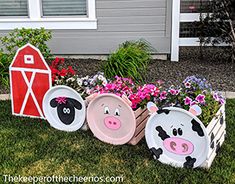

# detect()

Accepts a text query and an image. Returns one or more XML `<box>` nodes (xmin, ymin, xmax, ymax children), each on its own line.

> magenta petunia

<box><xmin>184</xmin><ymin>82</ymin><xmax>191</xmax><ymax>88</ymax></box>
<box><xmin>195</xmin><ymin>94</ymin><xmax>205</xmax><ymax>104</ymax></box>
<box><xmin>184</xmin><ymin>97</ymin><xmax>192</xmax><ymax>105</ymax></box>
<box><xmin>160</xmin><ymin>91</ymin><xmax>167</xmax><ymax>100</ymax></box>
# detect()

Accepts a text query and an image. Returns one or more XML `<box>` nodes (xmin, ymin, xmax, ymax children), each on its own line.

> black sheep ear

<box><xmin>68</xmin><ymin>98</ymin><xmax>82</xmax><ymax>110</ymax></box>
<box><xmin>50</xmin><ymin>98</ymin><xmax>58</xmax><ymax>108</ymax></box>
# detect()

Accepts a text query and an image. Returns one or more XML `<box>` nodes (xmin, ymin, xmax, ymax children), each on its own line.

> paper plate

<box><xmin>87</xmin><ymin>93</ymin><xmax>136</xmax><ymax>145</ymax></box>
<box><xmin>43</xmin><ymin>85</ymin><xmax>86</xmax><ymax>132</ymax></box>
<box><xmin>145</xmin><ymin>107</ymin><xmax>209</xmax><ymax>168</ymax></box>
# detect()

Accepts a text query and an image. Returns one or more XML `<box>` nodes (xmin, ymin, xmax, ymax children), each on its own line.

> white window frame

<box><xmin>0</xmin><ymin>0</ymin><xmax>97</xmax><ymax>30</ymax></box>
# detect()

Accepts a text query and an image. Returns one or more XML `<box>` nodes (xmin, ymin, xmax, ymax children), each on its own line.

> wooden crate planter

<box><xmin>128</xmin><ymin>107</ymin><xmax>149</xmax><ymax>145</ymax></box>
<box><xmin>86</xmin><ymin>93</ymin><xmax>149</xmax><ymax>145</ymax></box>
<box><xmin>145</xmin><ymin>104</ymin><xmax>226</xmax><ymax>169</ymax></box>
<box><xmin>201</xmin><ymin>104</ymin><xmax>226</xmax><ymax>169</ymax></box>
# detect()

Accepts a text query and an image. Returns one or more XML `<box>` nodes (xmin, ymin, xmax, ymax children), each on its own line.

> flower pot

<box><xmin>86</xmin><ymin>93</ymin><xmax>149</xmax><ymax>145</ymax></box>
<box><xmin>145</xmin><ymin>104</ymin><xmax>226</xmax><ymax>169</ymax></box>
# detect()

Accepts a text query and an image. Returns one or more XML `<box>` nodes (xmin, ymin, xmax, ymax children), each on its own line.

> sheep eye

<box><xmin>63</xmin><ymin>108</ymin><xmax>67</xmax><ymax>113</ymax></box>
<box><xmin>115</xmin><ymin>108</ymin><xmax>120</xmax><ymax>116</ymax></box>
<box><xmin>67</xmin><ymin>108</ymin><xmax>70</xmax><ymax>114</ymax></box>
<box><xmin>104</xmin><ymin>106</ymin><xmax>110</xmax><ymax>114</ymax></box>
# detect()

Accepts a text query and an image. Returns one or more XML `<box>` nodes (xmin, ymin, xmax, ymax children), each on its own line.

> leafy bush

<box><xmin>0</xmin><ymin>51</ymin><xmax>10</xmax><ymax>87</ymax></box>
<box><xmin>0</xmin><ymin>28</ymin><xmax>52</xmax><ymax>88</ymax></box>
<box><xmin>103</xmin><ymin>39</ymin><xmax>154</xmax><ymax>82</ymax></box>
<box><xmin>1</xmin><ymin>28</ymin><xmax>52</xmax><ymax>61</ymax></box>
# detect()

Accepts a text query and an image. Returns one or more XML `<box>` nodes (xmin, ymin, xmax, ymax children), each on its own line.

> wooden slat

<box><xmin>207</xmin><ymin>123</ymin><xmax>226</xmax><ymax>159</ymax></box>
<box><xmin>136</xmin><ymin>109</ymin><xmax>149</xmax><ymax>126</ymax></box>
<box><xmin>135</xmin><ymin>115</ymin><xmax>149</xmax><ymax>135</ymax></box>
<box><xmin>129</xmin><ymin>128</ymin><xmax>145</xmax><ymax>145</ymax></box>
<box><xmin>201</xmin><ymin>131</ymin><xmax>226</xmax><ymax>169</ymax></box>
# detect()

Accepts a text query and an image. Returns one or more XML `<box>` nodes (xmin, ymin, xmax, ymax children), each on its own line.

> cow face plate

<box><xmin>43</xmin><ymin>85</ymin><xmax>86</xmax><ymax>132</ymax></box>
<box><xmin>145</xmin><ymin>107</ymin><xmax>209</xmax><ymax>168</ymax></box>
<box><xmin>87</xmin><ymin>93</ymin><xmax>136</xmax><ymax>145</ymax></box>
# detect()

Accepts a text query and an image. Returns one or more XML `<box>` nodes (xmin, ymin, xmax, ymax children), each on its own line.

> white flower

<box><xmin>77</xmin><ymin>78</ymin><xmax>83</xmax><ymax>86</ymax></box>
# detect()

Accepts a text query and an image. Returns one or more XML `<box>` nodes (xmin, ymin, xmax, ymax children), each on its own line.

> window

<box><xmin>0</xmin><ymin>0</ymin><xmax>28</xmax><ymax>16</ymax></box>
<box><xmin>42</xmin><ymin>0</ymin><xmax>87</xmax><ymax>16</ymax></box>
<box><xmin>0</xmin><ymin>0</ymin><xmax>97</xmax><ymax>30</ymax></box>
<box><xmin>180</xmin><ymin>0</ymin><xmax>212</xmax><ymax>13</ymax></box>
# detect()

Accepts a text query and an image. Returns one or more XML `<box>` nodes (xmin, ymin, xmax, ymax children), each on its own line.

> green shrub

<box><xmin>103</xmin><ymin>39</ymin><xmax>154</xmax><ymax>82</ymax></box>
<box><xmin>0</xmin><ymin>27</ymin><xmax>52</xmax><ymax>61</ymax></box>
<box><xmin>0</xmin><ymin>28</ymin><xmax>52</xmax><ymax>88</ymax></box>
<box><xmin>0</xmin><ymin>51</ymin><xmax>10</xmax><ymax>87</ymax></box>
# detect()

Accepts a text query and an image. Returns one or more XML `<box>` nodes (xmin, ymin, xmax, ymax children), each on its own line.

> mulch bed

<box><xmin>1</xmin><ymin>47</ymin><xmax>234</xmax><ymax>94</ymax></box>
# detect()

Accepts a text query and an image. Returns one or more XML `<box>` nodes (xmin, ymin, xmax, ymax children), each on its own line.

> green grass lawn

<box><xmin>0</xmin><ymin>100</ymin><xmax>235</xmax><ymax>184</ymax></box>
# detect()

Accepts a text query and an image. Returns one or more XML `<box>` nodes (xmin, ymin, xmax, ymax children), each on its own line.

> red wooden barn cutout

<box><xmin>9</xmin><ymin>43</ymin><xmax>52</xmax><ymax>118</ymax></box>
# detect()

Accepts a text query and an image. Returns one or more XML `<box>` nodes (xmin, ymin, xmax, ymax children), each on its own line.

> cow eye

<box><xmin>67</xmin><ymin>108</ymin><xmax>70</xmax><ymax>114</ymax></box>
<box><xmin>104</xmin><ymin>106</ymin><xmax>110</xmax><ymax>114</ymax></box>
<box><xmin>172</xmin><ymin>128</ymin><xmax>177</xmax><ymax>136</ymax></box>
<box><xmin>63</xmin><ymin>108</ymin><xmax>67</xmax><ymax>113</ymax></box>
<box><xmin>178</xmin><ymin>128</ymin><xmax>183</xmax><ymax>136</ymax></box>
<box><xmin>115</xmin><ymin>108</ymin><xmax>120</xmax><ymax>116</ymax></box>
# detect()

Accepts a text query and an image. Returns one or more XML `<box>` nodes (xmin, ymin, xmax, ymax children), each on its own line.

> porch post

<box><xmin>171</xmin><ymin>0</ymin><xmax>181</xmax><ymax>62</ymax></box>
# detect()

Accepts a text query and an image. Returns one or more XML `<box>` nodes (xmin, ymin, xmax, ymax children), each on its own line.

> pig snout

<box><xmin>163</xmin><ymin>137</ymin><xmax>194</xmax><ymax>155</ymax></box>
<box><xmin>104</xmin><ymin>116</ymin><xmax>121</xmax><ymax>130</ymax></box>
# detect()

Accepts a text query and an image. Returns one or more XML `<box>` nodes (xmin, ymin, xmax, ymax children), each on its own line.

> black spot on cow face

<box><xmin>155</xmin><ymin>126</ymin><xmax>170</xmax><ymax>141</ymax></box>
<box><xmin>150</xmin><ymin>147</ymin><xmax>163</xmax><ymax>160</ymax></box>
<box><xmin>183</xmin><ymin>156</ymin><xmax>196</xmax><ymax>168</ymax></box>
<box><xmin>50</xmin><ymin>97</ymin><xmax>82</xmax><ymax>125</ymax></box>
<box><xmin>191</xmin><ymin>119</ymin><xmax>204</xmax><ymax>137</ymax></box>
<box><xmin>157</xmin><ymin>109</ymin><xmax>170</xmax><ymax>115</ymax></box>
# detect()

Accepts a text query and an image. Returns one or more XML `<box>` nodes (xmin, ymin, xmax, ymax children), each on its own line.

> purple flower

<box><xmin>184</xmin><ymin>97</ymin><xmax>192</xmax><ymax>105</ymax></box>
<box><xmin>196</xmin><ymin>94</ymin><xmax>205</xmax><ymax>104</ymax></box>
<box><xmin>213</xmin><ymin>93</ymin><xmax>219</xmax><ymax>101</ymax></box>
<box><xmin>219</xmin><ymin>98</ymin><xmax>225</xmax><ymax>105</ymax></box>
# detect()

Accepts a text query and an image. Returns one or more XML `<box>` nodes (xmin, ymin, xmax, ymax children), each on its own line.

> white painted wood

<box><xmin>207</xmin><ymin>123</ymin><xmax>226</xmax><ymax>159</ymax></box>
<box><xmin>179</xmin><ymin>38</ymin><xmax>230</xmax><ymax>47</ymax></box>
<box><xmin>0</xmin><ymin>0</ymin><xmax>97</xmax><ymax>30</ymax></box>
<box><xmin>170</xmin><ymin>0</ymin><xmax>180</xmax><ymax>61</ymax></box>
<box><xmin>28</xmin><ymin>0</ymin><xmax>41</xmax><ymax>20</ymax></box>
<box><xmin>201</xmin><ymin>131</ymin><xmax>226</xmax><ymax>169</ymax></box>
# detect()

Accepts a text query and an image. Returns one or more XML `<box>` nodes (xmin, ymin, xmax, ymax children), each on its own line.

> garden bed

<box><xmin>1</xmin><ymin>47</ymin><xmax>235</xmax><ymax>94</ymax></box>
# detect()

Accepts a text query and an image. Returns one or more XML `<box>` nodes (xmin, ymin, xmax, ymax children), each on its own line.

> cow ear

<box><xmin>121</xmin><ymin>94</ymin><xmax>132</xmax><ymax>107</ymax></box>
<box><xmin>86</xmin><ymin>93</ymin><xmax>99</xmax><ymax>103</ymax></box>
<box><xmin>189</xmin><ymin>105</ymin><xmax>202</xmax><ymax>116</ymax></box>
<box><xmin>68</xmin><ymin>98</ymin><xmax>82</xmax><ymax>110</ymax></box>
<box><xmin>147</xmin><ymin>102</ymin><xmax>158</xmax><ymax>114</ymax></box>
<box><xmin>50</xmin><ymin>98</ymin><xmax>58</xmax><ymax>108</ymax></box>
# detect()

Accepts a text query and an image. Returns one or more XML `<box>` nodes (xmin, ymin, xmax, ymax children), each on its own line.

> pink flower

<box><xmin>190</xmin><ymin>101</ymin><xmax>198</xmax><ymax>106</ymax></box>
<box><xmin>196</xmin><ymin>94</ymin><xmax>205</xmax><ymax>104</ymax></box>
<box><xmin>160</xmin><ymin>91</ymin><xmax>167</xmax><ymax>100</ymax></box>
<box><xmin>184</xmin><ymin>97</ymin><xmax>192</xmax><ymax>105</ymax></box>
<box><xmin>169</xmin><ymin>89</ymin><xmax>179</xmax><ymax>95</ymax></box>
<box><xmin>184</xmin><ymin>82</ymin><xmax>191</xmax><ymax>88</ymax></box>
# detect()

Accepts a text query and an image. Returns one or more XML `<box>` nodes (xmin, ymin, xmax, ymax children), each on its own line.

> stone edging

<box><xmin>1</xmin><ymin>92</ymin><xmax>235</xmax><ymax>101</ymax></box>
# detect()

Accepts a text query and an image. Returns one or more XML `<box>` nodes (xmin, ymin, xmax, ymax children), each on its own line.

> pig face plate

<box><xmin>145</xmin><ymin>107</ymin><xmax>209</xmax><ymax>168</ymax></box>
<box><xmin>43</xmin><ymin>85</ymin><xmax>86</xmax><ymax>132</ymax></box>
<box><xmin>87</xmin><ymin>94</ymin><xmax>136</xmax><ymax>145</ymax></box>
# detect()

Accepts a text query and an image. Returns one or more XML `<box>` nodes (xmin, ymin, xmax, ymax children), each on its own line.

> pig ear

<box><xmin>121</xmin><ymin>94</ymin><xmax>132</xmax><ymax>107</ymax></box>
<box><xmin>147</xmin><ymin>102</ymin><xmax>158</xmax><ymax>114</ymax></box>
<box><xmin>189</xmin><ymin>105</ymin><xmax>202</xmax><ymax>116</ymax></box>
<box><xmin>86</xmin><ymin>93</ymin><xmax>99</xmax><ymax>103</ymax></box>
